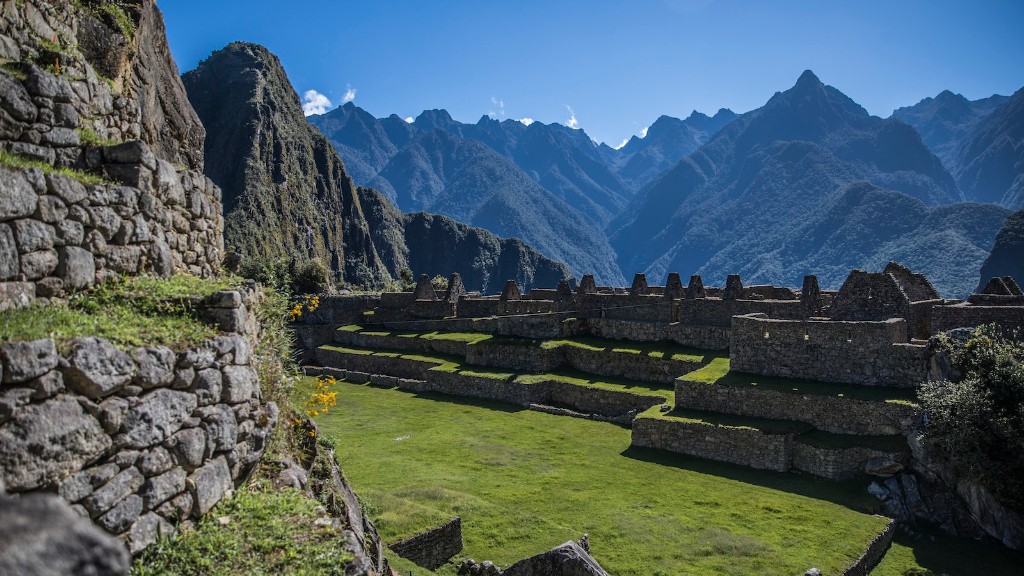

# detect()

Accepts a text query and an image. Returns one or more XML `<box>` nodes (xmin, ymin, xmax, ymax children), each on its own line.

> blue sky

<box><xmin>162</xmin><ymin>0</ymin><xmax>1024</xmax><ymax>147</ymax></box>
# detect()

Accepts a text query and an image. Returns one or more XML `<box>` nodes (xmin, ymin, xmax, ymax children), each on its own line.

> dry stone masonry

<box><xmin>0</xmin><ymin>0</ymin><xmax>223</xmax><ymax>308</ymax></box>
<box><xmin>0</xmin><ymin>289</ymin><xmax>277</xmax><ymax>555</ymax></box>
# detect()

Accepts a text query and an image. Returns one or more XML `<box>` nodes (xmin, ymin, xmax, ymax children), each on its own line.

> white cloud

<box><xmin>613</xmin><ymin>138</ymin><xmax>629</xmax><ymax>150</ymax></box>
<box><xmin>640</xmin><ymin>126</ymin><xmax>649</xmax><ymax>138</ymax></box>
<box><xmin>489</xmin><ymin>96</ymin><xmax>506</xmax><ymax>118</ymax></box>
<box><xmin>404</xmin><ymin>116</ymin><xmax>415</xmax><ymax>124</ymax></box>
<box><xmin>518</xmin><ymin>117</ymin><xmax>534</xmax><ymax>126</ymax></box>
<box><xmin>342</xmin><ymin>84</ymin><xmax>357</xmax><ymax>103</ymax></box>
<box><xmin>301</xmin><ymin>89</ymin><xmax>332</xmax><ymax>116</ymax></box>
<box><xmin>565</xmin><ymin>105</ymin><xmax>579</xmax><ymax>129</ymax></box>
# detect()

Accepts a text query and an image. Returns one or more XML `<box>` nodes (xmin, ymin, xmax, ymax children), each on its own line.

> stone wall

<box><xmin>675</xmin><ymin>379</ymin><xmax>920</xmax><ymax>435</ymax></box>
<box><xmin>388</xmin><ymin>517</ymin><xmax>463</xmax><ymax>571</ymax></box>
<box><xmin>0</xmin><ymin>154</ymin><xmax>222</xmax><ymax>305</ymax></box>
<box><xmin>792</xmin><ymin>443</ymin><xmax>907</xmax><ymax>481</ymax></box>
<box><xmin>630</xmin><ymin>416</ymin><xmax>794</xmax><ymax>472</ymax></box>
<box><xmin>574</xmin><ymin>318</ymin><xmax>730</xmax><ymax>350</ymax></box>
<box><xmin>931</xmin><ymin>302</ymin><xmax>1024</xmax><ymax>334</ymax></box>
<box><xmin>841</xmin><ymin>519</ymin><xmax>896</xmax><ymax>576</ymax></box>
<box><xmin>0</xmin><ymin>0</ymin><xmax>224</xmax><ymax>306</ymax></box>
<box><xmin>730</xmin><ymin>314</ymin><xmax>930</xmax><ymax>387</ymax></box>
<box><xmin>0</xmin><ymin>288</ymin><xmax>277</xmax><ymax>554</ymax></box>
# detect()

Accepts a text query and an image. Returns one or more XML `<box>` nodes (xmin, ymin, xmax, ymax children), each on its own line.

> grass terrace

<box><xmin>306</xmin><ymin>377</ymin><xmax>1024</xmax><ymax>576</ymax></box>
<box><xmin>0</xmin><ymin>274</ymin><xmax>241</xmax><ymax>351</ymax></box>
<box><xmin>683</xmin><ymin>357</ymin><xmax>920</xmax><ymax>406</ymax></box>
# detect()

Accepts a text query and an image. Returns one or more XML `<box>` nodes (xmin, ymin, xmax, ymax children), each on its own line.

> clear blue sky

<box><xmin>162</xmin><ymin>0</ymin><xmax>1024</xmax><ymax>147</ymax></box>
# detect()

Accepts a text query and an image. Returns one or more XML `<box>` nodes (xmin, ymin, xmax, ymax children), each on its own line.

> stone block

<box><xmin>141</xmin><ymin>467</ymin><xmax>186</xmax><ymax>510</ymax></box>
<box><xmin>63</xmin><ymin>337</ymin><xmax>136</xmax><ymax>398</ymax></box>
<box><xmin>82</xmin><ymin>467</ymin><xmax>144</xmax><ymax>518</ymax></box>
<box><xmin>137</xmin><ymin>447</ymin><xmax>175</xmax><ymax>477</ymax></box>
<box><xmin>221</xmin><ymin>365</ymin><xmax>258</xmax><ymax>404</ymax></box>
<box><xmin>96</xmin><ymin>494</ymin><xmax>143</xmax><ymax>534</ymax></box>
<box><xmin>133</xmin><ymin>346</ymin><xmax>175</xmax><ymax>389</ymax></box>
<box><xmin>0</xmin><ymin>223</ymin><xmax>18</xmax><ymax>279</ymax></box>
<box><xmin>0</xmin><ymin>281</ymin><xmax>34</xmax><ymax>311</ymax></box>
<box><xmin>127</xmin><ymin>512</ymin><xmax>174</xmax><ymax>555</ymax></box>
<box><xmin>187</xmin><ymin>456</ymin><xmax>232</xmax><ymax>517</ymax></box>
<box><xmin>102</xmin><ymin>141</ymin><xmax>157</xmax><ymax>170</ymax></box>
<box><xmin>192</xmin><ymin>368</ymin><xmax>222</xmax><ymax>406</ymax></box>
<box><xmin>44</xmin><ymin>172</ymin><xmax>88</xmax><ymax>204</ymax></box>
<box><xmin>0</xmin><ymin>339</ymin><xmax>58</xmax><ymax>384</ymax></box>
<box><xmin>57</xmin><ymin>245</ymin><xmax>95</xmax><ymax>289</ymax></box>
<box><xmin>121</xmin><ymin>388</ymin><xmax>197</xmax><ymax>449</ymax></box>
<box><xmin>165</xmin><ymin>427</ymin><xmax>206</xmax><ymax>470</ymax></box>
<box><xmin>19</xmin><ymin>248</ymin><xmax>57</xmax><ymax>279</ymax></box>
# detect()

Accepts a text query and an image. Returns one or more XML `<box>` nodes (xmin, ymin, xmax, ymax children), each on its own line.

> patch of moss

<box><xmin>78</xmin><ymin>126</ymin><xmax>118</xmax><ymax>147</ymax></box>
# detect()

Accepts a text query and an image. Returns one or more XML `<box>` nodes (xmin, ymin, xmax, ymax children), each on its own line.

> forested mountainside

<box><xmin>951</xmin><ymin>87</ymin><xmax>1024</xmax><ymax>208</ymax></box>
<box><xmin>977</xmin><ymin>208</ymin><xmax>1024</xmax><ymax>292</ymax></box>
<box><xmin>184</xmin><ymin>42</ymin><xmax>569</xmax><ymax>292</ymax></box>
<box><xmin>607</xmin><ymin>70</ymin><xmax>1004</xmax><ymax>296</ymax></box>
<box><xmin>892</xmin><ymin>90</ymin><xmax>1008</xmax><ymax>171</ymax></box>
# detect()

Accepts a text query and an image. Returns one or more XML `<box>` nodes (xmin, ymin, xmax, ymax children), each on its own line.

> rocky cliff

<box><xmin>182</xmin><ymin>42</ymin><xmax>390</xmax><ymax>288</ymax></box>
<box><xmin>0</xmin><ymin>0</ymin><xmax>224</xmax><ymax>304</ymax></box>
<box><xmin>185</xmin><ymin>42</ymin><xmax>571</xmax><ymax>293</ymax></box>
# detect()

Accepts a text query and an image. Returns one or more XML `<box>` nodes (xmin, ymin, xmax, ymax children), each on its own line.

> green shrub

<box><xmin>291</xmin><ymin>258</ymin><xmax>332</xmax><ymax>295</ymax></box>
<box><xmin>430</xmin><ymin>274</ymin><xmax>448</xmax><ymax>291</ymax></box>
<box><xmin>919</xmin><ymin>325</ymin><xmax>1024</xmax><ymax>511</ymax></box>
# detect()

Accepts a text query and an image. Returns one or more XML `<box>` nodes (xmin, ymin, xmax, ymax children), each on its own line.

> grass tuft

<box><xmin>0</xmin><ymin>274</ymin><xmax>240</xmax><ymax>351</ymax></box>
<box><xmin>0</xmin><ymin>150</ymin><xmax>110</xmax><ymax>185</ymax></box>
<box><xmin>130</xmin><ymin>481</ymin><xmax>353</xmax><ymax>575</ymax></box>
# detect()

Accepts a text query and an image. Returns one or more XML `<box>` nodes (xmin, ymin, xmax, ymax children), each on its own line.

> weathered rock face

<box><xmin>0</xmin><ymin>288</ymin><xmax>278</xmax><ymax>556</ymax></box>
<box><xmin>182</xmin><ymin>42</ymin><xmax>390</xmax><ymax>288</ymax></box>
<box><xmin>977</xmin><ymin>209</ymin><xmax>1024</xmax><ymax>293</ymax></box>
<box><xmin>183</xmin><ymin>41</ymin><xmax>571</xmax><ymax>293</ymax></box>
<box><xmin>502</xmin><ymin>541</ymin><xmax>611</xmax><ymax>576</ymax></box>
<box><xmin>0</xmin><ymin>0</ymin><xmax>203</xmax><ymax>169</ymax></box>
<box><xmin>0</xmin><ymin>1</ymin><xmax>223</xmax><ymax>305</ymax></box>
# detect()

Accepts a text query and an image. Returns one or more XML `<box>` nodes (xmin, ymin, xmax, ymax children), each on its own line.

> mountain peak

<box><xmin>797</xmin><ymin>69</ymin><xmax>821</xmax><ymax>86</ymax></box>
<box><xmin>414</xmin><ymin>108</ymin><xmax>456</xmax><ymax>129</ymax></box>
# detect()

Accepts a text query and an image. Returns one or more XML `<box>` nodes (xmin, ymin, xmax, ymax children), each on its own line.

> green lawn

<box><xmin>316</xmin><ymin>378</ymin><xmax>898</xmax><ymax>575</ymax></box>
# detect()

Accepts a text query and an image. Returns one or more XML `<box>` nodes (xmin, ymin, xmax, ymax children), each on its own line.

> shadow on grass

<box><xmin>620</xmin><ymin>445</ymin><xmax>881</xmax><ymax>513</ymax></box>
<box><xmin>887</xmin><ymin>524</ymin><xmax>1024</xmax><ymax>576</ymax></box>
<box><xmin>408</xmin><ymin>389</ymin><xmax>527</xmax><ymax>414</ymax></box>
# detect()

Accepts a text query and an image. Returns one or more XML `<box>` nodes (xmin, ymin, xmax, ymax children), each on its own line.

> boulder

<box><xmin>56</xmin><ymin>246</ymin><xmax>95</xmax><ymax>290</ymax></box>
<box><xmin>0</xmin><ymin>493</ymin><xmax>129</xmax><ymax>575</ymax></box>
<box><xmin>0</xmin><ymin>168</ymin><xmax>38</xmax><ymax>222</ymax></box>
<box><xmin>0</xmin><ymin>396</ymin><xmax>111</xmax><ymax>492</ymax></box>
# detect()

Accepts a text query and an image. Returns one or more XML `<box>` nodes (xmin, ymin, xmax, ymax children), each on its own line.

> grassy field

<box><xmin>313</xmin><ymin>379</ymin><xmax>1024</xmax><ymax>575</ymax></box>
<box><xmin>315</xmin><ymin>378</ymin><xmax>898</xmax><ymax>575</ymax></box>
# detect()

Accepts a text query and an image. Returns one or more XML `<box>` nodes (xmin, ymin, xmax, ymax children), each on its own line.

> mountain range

<box><xmin>182</xmin><ymin>42</ymin><xmax>570</xmax><ymax>292</ymax></box>
<box><xmin>309</xmin><ymin>67</ymin><xmax>1021</xmax><ymax>297</ymax></box>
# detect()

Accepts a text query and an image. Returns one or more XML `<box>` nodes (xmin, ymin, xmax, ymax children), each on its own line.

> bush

<box><xmin>919</xmin><ymin>325</ymin><xmax>1024</xmax><ymax>511</ymax></box>
<box><xmin>237</xmin><ymin>256</ymin><xmax>333</xmax><ymax>295</ymax></box>
<box><xmin>430</xmin><ymin>274</ymin><xmax>448</xmax><ymax>291</ymax></box>
<box><xmin>291</xmin><ymin>258</ymin><xmax>332</xmax><ymax>295</ymax></box>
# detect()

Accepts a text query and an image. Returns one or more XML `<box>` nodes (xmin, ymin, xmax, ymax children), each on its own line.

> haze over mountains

<box><xmin>308</xmin><ymin>67</ymin><xmax>1020</xmax><ymax>297</ymax></box>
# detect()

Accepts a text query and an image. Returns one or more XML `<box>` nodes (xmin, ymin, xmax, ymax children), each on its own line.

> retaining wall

<box><xmin>0</xmin><ymin>288</ymin><xmax>277</xmax><ymax>554</ymax></box>
<box><xmin>630</xmin><ymin>416</ymin><xmax>794</xmax><ymax>472</ymax></box>
<box><xmin>674</xmin><ymin>379</ymin><xmax>920</xmax><ymax>435</ymax></box>
<box><xmin>931</xmin><ymin>303</ymin><xmax>1024</xmax><ymax>334</ymax></box>
<box><xmin>730</xmin><ymin>314</ymin><xmax>929</xmax><ymax>387</ymax></box>
<box><xmin>792</xmin><ymin>443</ymin><xmax>906</xmax><ymax>481</ymax></box>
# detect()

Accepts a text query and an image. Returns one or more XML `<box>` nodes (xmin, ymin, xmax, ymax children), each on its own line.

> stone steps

<box><xmin>630</xmin><ymin>408</ymin><xmax>908</xmax><ymax>479</ymax></box>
